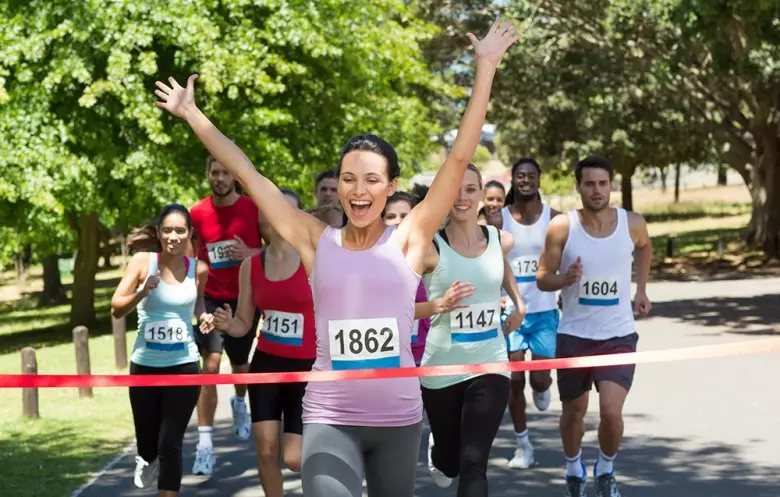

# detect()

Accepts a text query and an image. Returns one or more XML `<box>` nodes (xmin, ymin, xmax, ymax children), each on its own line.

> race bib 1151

<box><xmin>207</xmin><ymin>240</ymin><xmax>239</xmax><ymax>269</ymax></box>
<box><xmin>328</xmin><ymin>318</ymin><xmax>400</xmax><ymax>370</ymax></box>
<box><xmin>143</xmin><ymin>318</ymin><xmax>189</xmax><ymax>351</ymax></box>
<box><xmin>578</xmin><ymin>277</ymin><xmax>619</xmax><ymax>306</ymax></box>
<box><xmin>450</xmin><ymin>302</ymin><xmax>499</xmax><ymax>343</ymax></box>
<box><xmin>262</xmin><ymin>310</ymin><xmax>304</xmax><ymax>346</ymax></box>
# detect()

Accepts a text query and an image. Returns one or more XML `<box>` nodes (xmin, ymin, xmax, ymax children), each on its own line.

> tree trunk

<box><xmin>38</xmin><ymin>253</ymin><xmax>67</xmax><ymax>307</ymax></box>
<box><xmin>69</xmin><ymin>212</ymin><xmax>100</xmax><ymax>327</ymax></box>
<box><xmin>620</xmin><ymin>170</ymin><xmax>633</xmax><ymax>212</ymax></box>
<box><xmin>658</xmin><ymin>166</ymin><xmax>668</xmax><ymax>192</ymax></box>
<box><xmin>717</xmin><ymin>164</ymin><xmax>728</xmax><ymax>186</ymax></box>
<box><xmin>743</xmin><ymin>135</ymin><xmax>780</xmax><ymax>258</ymax></box>
<box><xmin>100</xmin><ymin>225</ymin><xmax>115</xmax><ymax>269</ymax></box>
<box><xmin>674</xmin><ymin>163</ymin><xmax>682</xmax><ymax>203</ymax></box>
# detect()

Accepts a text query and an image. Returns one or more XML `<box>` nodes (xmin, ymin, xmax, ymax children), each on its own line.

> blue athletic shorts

<box><xmin>502</xmin><ymin>309</ymin><xmax>559</xmax><ymax>357</ymax></box>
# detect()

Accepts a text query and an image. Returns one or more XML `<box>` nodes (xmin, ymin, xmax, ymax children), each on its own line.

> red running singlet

<box><xmin>251</xmin><ymin>251</ymin><xmax>316</xmax><ymax>360</ymax></box>
<box><xmin>190</xmin><ymin>195</ymin><xmax>262</xmax><ymax>301</ymax></box>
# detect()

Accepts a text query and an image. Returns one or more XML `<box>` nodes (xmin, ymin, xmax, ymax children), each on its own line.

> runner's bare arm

<box><xmin>220</xmin><ymin>258</ymin><xmax>255</xmax><ymax>338</ymax></box>
<box><xmin>536</xmin><ymin>215</ymin><xmax>571</xmax><ymax>292</ymax></box>
<box><xmin>111</xmin><ymin>252</ymin><xmax>148</xmax><ymax>319</ymax></box>
<box><xmin>194</xmin><ymin>260</ymin><xmax>209</xmax><ymax>318</ymax></box>
<box><xmin>396</xmin><ymin>20</ymin><xmax>521</xmax><ymax>267</ymax></box>
<box><xmin>629</xmin><ymin>212</ymin><xmax>652</xmax><ymax>295</ymax></box>
<box><xmin>154</xmin><ymin>75</ymin><xmax>324</xmax><ymax>271</ymax></box>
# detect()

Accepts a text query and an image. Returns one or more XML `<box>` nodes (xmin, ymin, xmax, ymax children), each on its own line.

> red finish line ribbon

<box><xmin>2</xmin><ymin>338</ymin><xmax>779</xmax><ymax>389</ymax></box>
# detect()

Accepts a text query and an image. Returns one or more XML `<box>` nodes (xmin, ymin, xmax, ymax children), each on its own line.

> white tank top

<box><xmin>557</xmin><ymin>208</ymin><xmax>635</xmax><ymax>340</ymax></box>
<box><xmin>501</xmin><ymin>204</ymin><xmax>558</xmax><ymax>314</ymax></box>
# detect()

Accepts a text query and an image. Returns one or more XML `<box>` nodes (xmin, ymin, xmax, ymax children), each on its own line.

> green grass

<box><xmin>641</xmin><ymin>201</ymin><xmax>751</xmax><ymax>224</ymax></box>
<box><xmin>0</xmin><ymin>333</ymin><xmax>136</xmax><ymax>497</ymax></box>
<box><xmin>651</xmin><ymin>226</ymin><xmax>743</xmax><ymax>260</ymax></box>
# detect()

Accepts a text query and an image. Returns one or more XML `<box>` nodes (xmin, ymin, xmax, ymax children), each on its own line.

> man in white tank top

<box><xmin>536</xmin><ymin>156</ymin><xmax>652</xmax><ymax>497</ymax></box>
<box><xmin>489</xmin><ymin>157</ymin><xmax>561</xmax><ymax>470</ymax></box>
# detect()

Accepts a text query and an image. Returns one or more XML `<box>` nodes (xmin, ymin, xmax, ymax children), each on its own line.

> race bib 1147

<box><xmin>512</xmin><ymin>255</ymin><xmax>539</xmax><ymax>283</ymax></box>
<box><xmin>143</xmin><ymin>318</ymin><xmax>189</xmax><ymax>351</ymax></box>
<box><xmin>261</xmin><ymin>310</ymin><xmax>304</xmax><ymax>347</ymax></box>
<box><xmin>450</xmin><ymin>302</ymin><xmax>499</xmax><ymax>343</ymax></box>
<box><xmin>328</xmin><ymin>318</ymin><xmax>401</xmax><ymax>370</ymax></box>
<box><xmin>207</xmin><ymin>240</ymin><xmax>239</xmax><ymax>269</ymax></box>
<box><xmin>578</xmin><ymin>277</ymin><xmax>619</xmax><ymax>306</ymax></box>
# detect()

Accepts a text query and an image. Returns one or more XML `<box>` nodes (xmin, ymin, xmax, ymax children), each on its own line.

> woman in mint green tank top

<box><xmin>418</xmin><ymin>164</ymin><xmax>527</xmax><ymax>496</ymax></box>
<box><xmin>111</xmin><ymin>204</ymin><xmax>210</xmax><ymax>495</ymax></box>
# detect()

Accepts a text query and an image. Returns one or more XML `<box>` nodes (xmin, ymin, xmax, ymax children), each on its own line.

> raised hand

<box><xmin>199</xmin><ymin>313</ymin><xmax>215</xmax><ymax>334</ymax></box>
<box><xmin>142</xmin><ymin>271</ymin><xmax>161</xmax><ymax>297</ymax></box>
<box><xmin>434</xmin><ymin>280</ymin><xmax>476</xmax><ymax>314</ymax></box>
<box><xmin>633</xmin><ymin>291</ymin><xmax>652</xmax><ymax>317</ymax></box>
<box><xmin>465</xmin><ymin>17</ymin><xmax>523</xmax><ymax>67</ymax></box>
<box><xmin>154</xmin><ymin>74</ymin><xmax>199</xmax><ymax>120</ymax></box>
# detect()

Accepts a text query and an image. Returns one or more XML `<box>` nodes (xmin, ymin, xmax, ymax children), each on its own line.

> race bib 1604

<box><xmin>328</xmin><ymin>318</ymin><xmax>401</xmax><ymax>370</ymax></box>
<box><xmin>449</xmin><ymin>302</ymin><xmax>500</xmax><ymax>343</ymax></box>
<box><xmin>262</xmin><ymin>310</ymin><xmax>304</xmax><ymax>347</ymax></box>
<box><xmin>578</xmin><ymin>277</ymin><xmax>619</xmax><ymax>306</ymax></box>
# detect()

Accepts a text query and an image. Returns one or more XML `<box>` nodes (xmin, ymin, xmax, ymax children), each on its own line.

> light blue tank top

<box><xmin>421</xmin><ymin>225</ymin><xmax>509</xmax><ymax>389</ymax></box>
<box><xmin>131</xmin><ymin>252</ymin><xmax>200</xmax><ymax>368</ymax></box>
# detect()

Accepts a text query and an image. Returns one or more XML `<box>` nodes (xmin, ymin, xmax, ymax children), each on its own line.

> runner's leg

<box><xmin>301</xmin><ymin>424</ymin><xmax>364</xmax><ymax>497</ymax></box>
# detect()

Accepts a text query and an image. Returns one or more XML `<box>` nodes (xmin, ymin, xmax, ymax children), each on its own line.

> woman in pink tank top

<box><xmin>155</xmin><ymin>19</ymin><xmax>521</xmax><ymax>497</ymax></box>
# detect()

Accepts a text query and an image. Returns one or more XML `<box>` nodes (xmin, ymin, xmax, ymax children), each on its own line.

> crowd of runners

<box><xmin>110</xmin><ymin>18</ymin><xmax>652</xmax><ymax>497</ymax></box>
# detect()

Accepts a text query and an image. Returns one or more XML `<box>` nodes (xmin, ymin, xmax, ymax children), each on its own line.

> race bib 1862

<box><xmin>262</xmin><ymin>310</ymin><xmax>304</xmax><ymax>346</ymax></box>
<box><xmin>328</xmin><ymin>318</ymin><xmax>400</xmax><ymax>370</ymax></box>
<box><xmin>578</xmin><ymin>277</ymin><xmax>619</xmax><ymax>306</ymax></box>
<box><xmin>450</xmin><ymin>302</ymin><xmax>500</xmax><ymax>343</ymax></box>
<box><xmin>143</xmin><ymin>318</ymin><xmax>189</xmax><ymax>351</ymax></box>
<box><xmin>512</xmin><ymin>255</ymin><xmax>539</xmax><ymax>283</ymax></box>
<box><xmin>207</xmin><ymin>240</ymin><xmax>239</xmax><ymax>269</ymax></box>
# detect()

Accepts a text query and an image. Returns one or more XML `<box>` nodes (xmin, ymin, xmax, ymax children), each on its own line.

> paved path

<box><xmin>79</xmin><ymin>277</ymin><xmax>780</xmax><ymax>496</ymax></box>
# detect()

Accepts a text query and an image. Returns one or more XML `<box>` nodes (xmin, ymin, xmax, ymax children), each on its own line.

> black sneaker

<box><xmin>564</xmin><ymin>475</ymin><xmax>588</xmax><ymax>497</ymax></box>
<box><xmin>594</xmin><ymin>473</ymin><xmax>621</xmax><ymax>497</ymax></box>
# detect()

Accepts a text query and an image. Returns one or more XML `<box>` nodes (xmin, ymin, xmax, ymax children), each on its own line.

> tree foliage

<box><xmin>0</xmin><ymin>0</ymin><xmax>455</xmax><ymax>322</ymax></box>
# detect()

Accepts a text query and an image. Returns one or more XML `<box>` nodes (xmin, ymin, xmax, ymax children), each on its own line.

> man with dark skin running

<box><xmin>489</xmin><ymin>157</ymin><xmax>560</xmax><ymax>470</ymax></box>
<box><xmin>189</xmin><ymin>156</ymin><xmax>264</xmax><ymax>477</ymax></box>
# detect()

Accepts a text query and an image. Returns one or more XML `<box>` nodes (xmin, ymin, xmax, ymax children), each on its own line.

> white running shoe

<box><xmin>507</xmin><ymin>440</ymin><xmax>535</xmax><ymax>469</ymax></box>
<box><xmin>427</xmin><ymin>432</ymin><xmax>453</xmax><ymax>488</ymax></box>
<box><xmin>133</xmin><ymin>455</ymin><xmax>158</xmax><ymax>488</ymax></box>
<box><xmin>192</xmin><ymin>445</ymin><xmax>216</xmax><ymax>476</ymax></box>
<box><xmin>533</xmin><ymin>388</ymin><xmax>551</xmax><ymax>411</ymax></box>
<box><xmin>231</xmin><ymin>395</ymin><xmax>251</xmax><ymax>441</ymax></box>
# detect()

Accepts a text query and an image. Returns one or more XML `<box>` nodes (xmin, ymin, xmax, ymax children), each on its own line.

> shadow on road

<box><xmin>76</xmin><ymin>411</ymin><xmax>780</xmax><ymax>497</ymax></box>
<box><xmin>650</xmin><ymin>294</ymin><xmax>779</xmax><ymax>336</ymax></box>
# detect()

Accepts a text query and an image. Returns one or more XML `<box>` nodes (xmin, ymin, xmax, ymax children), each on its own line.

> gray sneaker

<box><xmin>564</xmin><ymin>463</ymin><xmax>588</xmax><ymax>497</ymax></box>
<box><xmin>594</xmin><ymin>473</ymin><xmax>621</xmax><ymax>497</ymax></box>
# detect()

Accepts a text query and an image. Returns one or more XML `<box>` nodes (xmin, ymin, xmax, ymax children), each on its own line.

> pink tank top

<box><xmin>302</xmin><ymin>225</ymin><xmax>423</xmax><ymax>427</ymax></box>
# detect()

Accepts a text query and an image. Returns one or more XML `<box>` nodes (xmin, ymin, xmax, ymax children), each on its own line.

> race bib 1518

<box><xmin>449</xmin><ymin>302</ymin><xmax>499</xmax><ymax>343</ymax></box>
<box><xmin>207</xmin><ymin>240</ymin><xmax>239</xmax><ymax>269</ymax></box>
<box><xmin>328</xmin><ymin>318</ymin><xmax>401</xmax><ymax>370</ymax></box>
<box><xmin>144</xmin><ymin>318</ymin><xmax>189</xmax><ymax>351</ymax></box>
<box><xmin>578</xmin><ymin>277</ymin><xmax>619</xmax><ymax>306</ymax></box>
<box><xmin>262</xmin><ymin>310</ymin><xmax>304</xmax><ymax>346</ymax></box>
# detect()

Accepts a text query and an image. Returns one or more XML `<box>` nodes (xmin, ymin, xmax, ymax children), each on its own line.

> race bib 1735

<box><xmin>512</xmin><ymin>255</ymin><xmax>539</xmax><ymax>283</ymax></box>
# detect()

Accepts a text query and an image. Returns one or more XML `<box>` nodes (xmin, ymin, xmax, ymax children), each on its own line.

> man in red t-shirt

<box><xmin>189</xmin><ymin>156</ymin><xmax>264</xmax><ymax>477</ymax></box>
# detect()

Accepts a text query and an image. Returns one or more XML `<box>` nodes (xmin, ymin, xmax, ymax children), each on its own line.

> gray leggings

<box><xmin>301</xmin><ymin>422</ymin><xmax>423</xmax><ymax>497</ymax></box>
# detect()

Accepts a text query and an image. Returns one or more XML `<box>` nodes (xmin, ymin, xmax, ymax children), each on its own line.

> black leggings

<box><xmin>129</xmin><ymin>362</ymin><xmax>201</xmax><ymax>491</ymax></box>
<box><xmin>422</xmin><ymin>374</ymin><xmax>510</xmax><ymax>497</ymax></box>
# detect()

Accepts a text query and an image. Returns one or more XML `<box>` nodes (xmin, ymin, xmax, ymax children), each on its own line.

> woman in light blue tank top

<box><xmin>155</xmin><ymin>20</ymin><xmax>522</xmax><ymax>497</ymax></box>
<box><xmin>111</xmin><ymin>204</ymin><xmax>210</xmax><ymax>495</ymax></box>
<box><xmin>417</xmin><ymin>164</ymin><xmax>527</xmax><ymax>496</ymax></box>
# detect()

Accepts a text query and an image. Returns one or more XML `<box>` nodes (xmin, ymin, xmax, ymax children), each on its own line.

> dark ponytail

<box><xmin>127</xmin><ymin>203</ymin><xmax>192</xmax><ymax>254</ymax></box>
<box><xmin>504</xmin><ymin>157</ymin><xmax>541</xmax><ymax>206</ymax></box>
